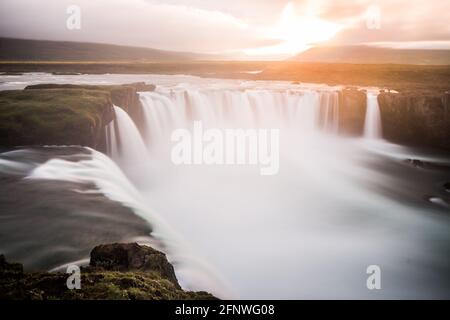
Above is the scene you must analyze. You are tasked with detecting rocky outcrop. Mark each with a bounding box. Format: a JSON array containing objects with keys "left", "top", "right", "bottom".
[
  {"left": 0, "top": 243, "right": 216, "bottom": 300},
  {"left": 378, "top": 91, "right": 450, "bottom": 151},
  {"left": 0, "top": 83, "right": 154, "bottom": 151},
  {"left": 25, "top": 82, "right": 155, "bottom": 115},
  {"left": 90, "top": 243, "right": 179, "bottom": 288},
  {"left": 338, "top": 88, "right": 367, "bottom": 135},
  {"left": 0, "top": 88, "right": 113, "bottom": 149},
  {"left": 0, "top": 254, "right": 23, "bottom": 273}
]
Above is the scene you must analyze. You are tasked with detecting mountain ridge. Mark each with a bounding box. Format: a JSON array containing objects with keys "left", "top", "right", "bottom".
[
  {"left": 0, "top": 37, "right": 217, "bottom": 62},
  {"left": 292, "top": 45, "right": 450, "bottom": 65}
]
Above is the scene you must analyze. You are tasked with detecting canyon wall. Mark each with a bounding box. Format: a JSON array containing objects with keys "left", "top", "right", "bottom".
[{"left": 378, "top": 91, "right": 450, "bottom": 151}]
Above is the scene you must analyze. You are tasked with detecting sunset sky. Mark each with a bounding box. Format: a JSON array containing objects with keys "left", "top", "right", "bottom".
[{"left": 1, "top": 0, "right": 449, "bottom": 59}]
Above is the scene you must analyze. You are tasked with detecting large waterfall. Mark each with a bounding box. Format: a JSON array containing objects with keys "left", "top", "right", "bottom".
[
  {"left": 98, "top": 82, "right": 450, "bottom": 299},
  {"left": 7, "top": 74, "right": 448, "bottom": 299},
  {"left": 0, "top": 74, "right": 450, "bottom": 299},
  {"left": 138, "top": 87, "right": 341, "bottom": 142}
]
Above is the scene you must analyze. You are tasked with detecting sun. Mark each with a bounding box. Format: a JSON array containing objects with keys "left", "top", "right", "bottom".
[{"left": 244, "top": 2, "right": 342, "bottom": 58}]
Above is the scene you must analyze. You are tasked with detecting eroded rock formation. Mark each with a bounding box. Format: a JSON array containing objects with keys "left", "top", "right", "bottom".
[{"left": 378, "top": 91, "right": 450, "bottom": 151}]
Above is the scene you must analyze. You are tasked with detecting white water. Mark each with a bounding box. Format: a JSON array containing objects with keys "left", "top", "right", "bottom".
[
  {"left": 364, "top": 92, "right": 382, "bottom": 139},
  {"left": 100, "top": 82, "right": 448, "bottom": 299},
  {"left": 12, "top": 74, "right": 449, "bottom": 299}
]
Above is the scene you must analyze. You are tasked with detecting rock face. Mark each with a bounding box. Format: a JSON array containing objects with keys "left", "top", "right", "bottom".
[
  {"left": 378, "top": 91, "right": 450, "bottom": 151},
  {"left": 0, "top": 254, "right": 23, "bottom": 273},
  {"left": 338, "top": 88, "right": 367, "bottom": 135},
  {"left": 0, "top": 88, "right": 113, "bottom": 149},
  {"left": 0, "top": 83, "right": 154, "bottom": 151},
  {"left": 0, "top": 244, "right": 216, "bottom": 300},
  {"left": 90, "top": 243, "right": 179, "bottom": 288},
  {"left": 25, "top": 82, "right": 155, "bottom": 114}
]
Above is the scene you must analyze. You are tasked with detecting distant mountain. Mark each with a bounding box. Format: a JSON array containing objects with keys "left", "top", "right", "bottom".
[
  {"left": 292, "top": 45, "right": 450, "bottom": 65},
  {"left": 0, "top": 38, "right": 216, "bottom": 62}
]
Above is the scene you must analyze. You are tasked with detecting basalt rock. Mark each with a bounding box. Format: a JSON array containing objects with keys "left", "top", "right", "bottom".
[
  {"left": 90, "top": 243, "right": 180, "bottom": 289},
  {"left": 378, "top": 91, "right": 450, "bottom": 151},
  {"left": 0, "top": 244, "right": 216, "bottom": 300}
]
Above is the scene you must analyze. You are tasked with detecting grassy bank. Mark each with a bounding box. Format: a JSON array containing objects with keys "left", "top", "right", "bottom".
[{"left": 0, "top": 88, "right": 111, "bottom": 147}]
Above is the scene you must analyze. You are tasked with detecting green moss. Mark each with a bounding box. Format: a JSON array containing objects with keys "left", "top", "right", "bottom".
[
  {"left": 0, "top": 255, "right": 215, "bottom": 300},
  {"left": 0, "top": 268, "right": 216, "bottom": 300},
  {"left": 0, "top": 88, "right": 111, "bottom": 147}
]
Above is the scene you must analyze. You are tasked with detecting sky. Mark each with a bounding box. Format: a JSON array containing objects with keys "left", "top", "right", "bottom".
[{"left": 0, "top": 0, "right": 449, "bottom": 59}]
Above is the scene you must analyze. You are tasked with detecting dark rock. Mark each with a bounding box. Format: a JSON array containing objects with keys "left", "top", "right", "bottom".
[
  {"left": 405, "top": 159, "right": 425, "bottom": 168},
  {"left": 128, "top": 82, "right": 156, "bottom": 92},
  {"left": 0, "top": 253, "right": 215, "bottom": 300},
  {"left": 0, "top": 254, "right": 23, "bottom": 274},
  {"left": 1, "top": 72, "right": 23, "bottom": 76},
  {"left": 378, "top": 91, "right": 450, "bottom": 151},
  {"left": 51, "top": 72, "right": 82, "bottom": 75},
  {"left": 444, "top": 182, "right": 450, "bottom": 192},
  {"left": 90, "top": 243, "right": 180, "bottom": 288}
]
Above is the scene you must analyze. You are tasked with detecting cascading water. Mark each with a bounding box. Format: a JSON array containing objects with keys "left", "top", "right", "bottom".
[
  {"left": 364, "top": 92, "right": 383, "bottom": 139},
  {"left": 8, "top": 74, "right": 448, "bottom": 299},
  {"left": 100, "top": 82, "right": 450, "bottom": 299},
  {"left": 137, "top": 88, "right": 340, "bottom": 136}
]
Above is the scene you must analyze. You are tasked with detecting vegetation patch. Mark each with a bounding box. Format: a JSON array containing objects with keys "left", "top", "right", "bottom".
[{"left": 0, "top": 88, "right": 112, "bottom": 147}]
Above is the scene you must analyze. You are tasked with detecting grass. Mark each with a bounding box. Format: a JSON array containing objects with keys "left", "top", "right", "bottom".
[
  {"left": 0, "top": 263, "right": 215, "bottom": 300},
  {"left": 0, "top": 89, "right": 111, "bottom": 146}
]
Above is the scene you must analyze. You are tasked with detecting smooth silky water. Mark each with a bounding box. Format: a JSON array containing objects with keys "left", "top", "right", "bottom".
[{"left": 0, "top": 74, "right": 449, "bottom": 299}]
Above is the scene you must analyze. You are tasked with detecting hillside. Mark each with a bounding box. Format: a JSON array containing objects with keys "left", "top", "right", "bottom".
[
  {"left": 0, "top": 38, "right": 213, "bottom": 62},
  {"left": 292, "top": 45, "right": 450, "bottom": 65}
]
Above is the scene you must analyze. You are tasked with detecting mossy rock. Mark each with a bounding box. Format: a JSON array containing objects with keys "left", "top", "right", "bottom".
[
  {"left": 0, "top": 88, "right": 112, "bottom": 147},
  {"left": 0, "top": 250, "right": 216, "bottom": 300}
]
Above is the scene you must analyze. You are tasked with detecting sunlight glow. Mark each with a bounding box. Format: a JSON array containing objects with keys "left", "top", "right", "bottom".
[{"left": 244, "top": 2, "right": 342, "bottom": 57}]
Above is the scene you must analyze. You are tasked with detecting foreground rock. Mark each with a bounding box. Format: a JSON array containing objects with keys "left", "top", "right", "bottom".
[
  {"left": 0, "top": 243, "right": 216, "bottom": 300},
  {"left": 90, "top": 243, "right": 180, "bottom": 289}
]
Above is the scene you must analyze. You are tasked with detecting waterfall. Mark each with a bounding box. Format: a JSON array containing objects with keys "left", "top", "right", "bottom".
[
  {"left": 318, "top": 91, "right": 340, "bottom": 133},
  {"left": 364, "top": 92, "right": 382, "bottom": 139},
  {"left": 108, "top": 105, "right": 152, "bottom": 181},
  {"left": 136, "top": 88, "right": 340, "bottom": 142}
]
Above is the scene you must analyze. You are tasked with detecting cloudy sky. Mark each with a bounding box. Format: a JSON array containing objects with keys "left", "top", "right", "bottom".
[{"left": 0, "top": 0, "right": 449, "bottom": 58}]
